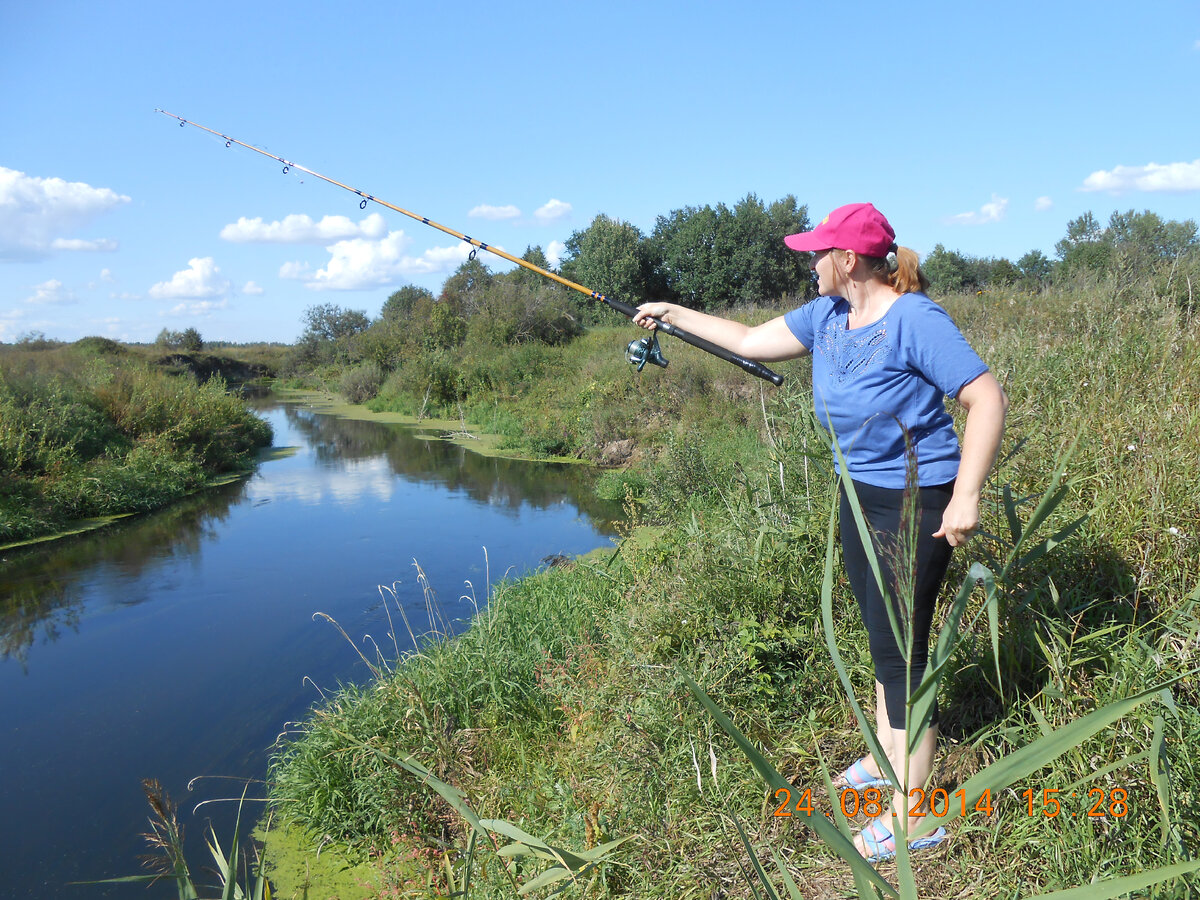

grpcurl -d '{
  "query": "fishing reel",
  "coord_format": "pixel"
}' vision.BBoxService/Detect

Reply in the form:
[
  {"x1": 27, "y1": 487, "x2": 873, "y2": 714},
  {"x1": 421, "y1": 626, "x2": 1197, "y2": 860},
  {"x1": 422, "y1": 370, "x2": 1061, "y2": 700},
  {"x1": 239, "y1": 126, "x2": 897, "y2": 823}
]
[{"x1": 625, "y1": 333, "x2": 669, "y2": 371}]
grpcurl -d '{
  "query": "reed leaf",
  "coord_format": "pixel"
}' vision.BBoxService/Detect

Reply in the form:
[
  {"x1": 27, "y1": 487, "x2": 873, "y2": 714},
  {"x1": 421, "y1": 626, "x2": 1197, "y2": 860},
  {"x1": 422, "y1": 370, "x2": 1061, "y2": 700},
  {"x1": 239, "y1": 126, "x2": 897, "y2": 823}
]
[
  {"x1": 516, "y1": 864, "x2": 577, "y2": 895},
  {"x1": 981, "y1": 564, "x2": 1004, "y2": 698},
  {"x1": 462, "y1": 828, "x2": 478, "y2": 899},
  {"x1": 1148, "y1": 714, "x2": 1171, "y2": 849},
  {"x1": 1001, "y1": 430, "x2": 1081, "y2": 577},
  {"x1": 816, "y1": 492, "x2": 900, "y2": 791},
  {"x1": 1001, "y1": 483, "x2": 1022, "y2": 545},
  {"x1": 814, "y1": 478, "x2": 922, "y2": 898},
  {"x1": 810, "y1": 727, "x2": 883, "y2": 900},
  {"x1": 905, "y1": 562, "x2": 998, "y2": 750},
  {"x1": 1028, "y1": 859, "x2": 1200, "y2": 899},
  {"x1": 1014, "y1": 513, "x2": 1089, "y2": 571},
  {"x1": 767, "y1": 844, "x2": 804, "y2": 900},
  {"x1": 679, "y1": 666, "x2": 898, "y2": 898},
  {"x1": 727, "y1": 811, "x2": 783, "y2": 900},
  {"x1": 908, "y1": 679, "x2": 1196, "y2": 840},
  {"x1": 482, "y1": 819, "x2": 630, "y2": 896},
  {"x1": 829, "y1": 431, "x2": 909, "y2": 659},
  {"x1": 204, "y1": 827, "x2": 238, "y2": 900}
]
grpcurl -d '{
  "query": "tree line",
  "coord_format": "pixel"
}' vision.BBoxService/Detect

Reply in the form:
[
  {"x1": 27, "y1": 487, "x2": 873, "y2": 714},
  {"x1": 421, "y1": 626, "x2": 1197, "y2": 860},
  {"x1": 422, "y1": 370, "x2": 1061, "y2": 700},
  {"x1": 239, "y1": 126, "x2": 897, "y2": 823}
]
[
  {"x1": 285, "y1": 193, "x2": 816, "y2": 405},
  {"x1": 285, "y1": 200, "x2": 1198, "y2": 409},
  {"x1": 923, "y1": 208, "x2": 1198, "y2": 297}
]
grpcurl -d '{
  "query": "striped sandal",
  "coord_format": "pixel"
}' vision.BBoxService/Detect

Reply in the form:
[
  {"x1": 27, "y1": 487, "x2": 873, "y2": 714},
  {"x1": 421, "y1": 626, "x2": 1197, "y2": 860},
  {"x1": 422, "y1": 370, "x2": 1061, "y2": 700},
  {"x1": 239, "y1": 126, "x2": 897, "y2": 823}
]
[
  {"x1": 833, "y1": 758, "x2": 892, "y2": 791},
  {"x1": 858, "y1": 818, "x2": 947, "y2": 863}
]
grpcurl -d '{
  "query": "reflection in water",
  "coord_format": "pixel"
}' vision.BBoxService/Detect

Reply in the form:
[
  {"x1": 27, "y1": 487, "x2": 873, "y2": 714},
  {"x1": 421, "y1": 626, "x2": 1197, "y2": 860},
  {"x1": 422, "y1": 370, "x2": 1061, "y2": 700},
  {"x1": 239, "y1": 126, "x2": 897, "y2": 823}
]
[
  {"x1": 0, "y1": 399, "x2": 619, "y2": 900},
  {"x1": 280, "y1": 406, "x2": 619, "y2": 525},
  {"x1": 0, "y1": 405, "x2": 616, "y2": 670},
  {"x1": 0, "y1": 480, "x2": 248, "y2": 669}
]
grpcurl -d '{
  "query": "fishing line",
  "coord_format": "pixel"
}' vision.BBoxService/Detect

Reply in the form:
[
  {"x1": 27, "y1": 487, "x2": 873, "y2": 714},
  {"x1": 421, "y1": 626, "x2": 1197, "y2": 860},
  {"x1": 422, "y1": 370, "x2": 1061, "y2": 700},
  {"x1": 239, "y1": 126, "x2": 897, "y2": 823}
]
[{"x1": 155, "y1": 109, "x2": 784, "y2": 385}]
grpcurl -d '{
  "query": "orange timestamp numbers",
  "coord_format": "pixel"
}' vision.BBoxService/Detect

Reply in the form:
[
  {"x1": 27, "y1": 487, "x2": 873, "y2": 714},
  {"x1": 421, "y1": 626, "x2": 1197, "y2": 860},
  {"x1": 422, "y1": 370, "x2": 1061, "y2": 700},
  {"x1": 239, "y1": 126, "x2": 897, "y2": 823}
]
[
  {"x1": 1019, "y1": 788, "x2": 1129, "y2": 818},
  {"x1": 771, "y1": 787, "x2": 1129, "y2": 820}
]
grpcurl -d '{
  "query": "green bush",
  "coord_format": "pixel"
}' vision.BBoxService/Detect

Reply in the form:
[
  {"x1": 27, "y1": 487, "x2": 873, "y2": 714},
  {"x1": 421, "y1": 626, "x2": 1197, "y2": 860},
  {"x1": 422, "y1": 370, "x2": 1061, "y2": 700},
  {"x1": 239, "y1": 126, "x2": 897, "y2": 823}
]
[
  {"x1": 594, "y1": 467, "x2": 649, "y2": 500},
  {"x1": 73, "y1": 336, "x2": 127, "y2": 356},
  {"x1": 339, "y1": 362, "x2": 384, "y2": 404},
  {"x1": 0, "y1": 344, "x2": 272, "y2": 543}
]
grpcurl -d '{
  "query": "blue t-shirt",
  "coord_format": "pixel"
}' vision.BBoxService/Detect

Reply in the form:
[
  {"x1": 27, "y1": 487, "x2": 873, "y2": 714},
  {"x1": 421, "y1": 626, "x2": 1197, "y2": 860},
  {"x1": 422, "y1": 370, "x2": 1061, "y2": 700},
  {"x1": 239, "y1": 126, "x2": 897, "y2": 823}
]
[{"x1": 783, "y1": 293, "x2": 988, "y2": 488}]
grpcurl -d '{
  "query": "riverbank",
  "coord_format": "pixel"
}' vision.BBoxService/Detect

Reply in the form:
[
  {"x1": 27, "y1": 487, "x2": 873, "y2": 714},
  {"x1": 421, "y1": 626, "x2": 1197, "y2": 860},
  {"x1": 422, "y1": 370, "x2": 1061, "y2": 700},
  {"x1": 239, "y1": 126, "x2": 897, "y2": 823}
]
[
  {"x1": 0, "y1": 340, "x2": 273, "y2": 547},
  {"x1": 263, "y1": 281, "x2": 1200, "y2": 897},
  {"x1": 270, "y1": 387, "x2": 588, "y2": 463}
]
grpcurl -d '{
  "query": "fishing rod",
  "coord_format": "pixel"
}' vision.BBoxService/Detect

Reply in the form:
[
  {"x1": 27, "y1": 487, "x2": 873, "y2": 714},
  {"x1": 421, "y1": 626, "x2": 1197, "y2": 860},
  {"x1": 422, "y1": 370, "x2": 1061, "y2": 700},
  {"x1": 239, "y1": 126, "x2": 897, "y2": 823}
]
[{"x1": 156, "y1": 109, "x2": 784, "y2": 386}]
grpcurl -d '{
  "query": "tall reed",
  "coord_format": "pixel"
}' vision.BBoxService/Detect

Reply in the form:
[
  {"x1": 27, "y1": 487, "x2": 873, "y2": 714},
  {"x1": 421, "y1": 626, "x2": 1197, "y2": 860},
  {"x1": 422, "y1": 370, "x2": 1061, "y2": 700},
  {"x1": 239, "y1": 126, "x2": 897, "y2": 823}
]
[
  {"x1": 265, "y1": 278, "x2": 1200, "y2": 897},
  {"x1": 685, "y1": 434, "x2": 1200, "y2": 898}
]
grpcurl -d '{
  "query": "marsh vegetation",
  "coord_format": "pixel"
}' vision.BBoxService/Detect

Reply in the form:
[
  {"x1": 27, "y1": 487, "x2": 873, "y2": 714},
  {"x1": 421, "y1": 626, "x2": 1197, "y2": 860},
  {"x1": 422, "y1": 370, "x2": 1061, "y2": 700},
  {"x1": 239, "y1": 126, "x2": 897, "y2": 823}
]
[
  {"x1": 266, "y1": 253, "x2": 1200, "y2": 895},
  {"x1": 0, "y1": 338, "x2": 274, "y2": 546}
]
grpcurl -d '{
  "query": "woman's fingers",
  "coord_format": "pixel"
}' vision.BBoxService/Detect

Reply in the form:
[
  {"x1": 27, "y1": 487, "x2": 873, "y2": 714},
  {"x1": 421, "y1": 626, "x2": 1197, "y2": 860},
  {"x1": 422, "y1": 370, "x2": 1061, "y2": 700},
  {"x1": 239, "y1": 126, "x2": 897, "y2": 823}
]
[
  {"x1": 634, "y1": 303, "x2": 668, "y2": 329},
  {"x1": 934, "y1": 499, "x2": 979, "y2": 547}
]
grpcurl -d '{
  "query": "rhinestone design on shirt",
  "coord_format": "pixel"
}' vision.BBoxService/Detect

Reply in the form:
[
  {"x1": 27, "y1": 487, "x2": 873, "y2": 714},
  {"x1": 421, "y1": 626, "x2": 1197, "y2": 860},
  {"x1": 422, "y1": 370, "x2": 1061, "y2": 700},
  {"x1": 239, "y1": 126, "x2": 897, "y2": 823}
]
[{"x1": 815, "y1": 319, "x2": 890, "y2": 385}]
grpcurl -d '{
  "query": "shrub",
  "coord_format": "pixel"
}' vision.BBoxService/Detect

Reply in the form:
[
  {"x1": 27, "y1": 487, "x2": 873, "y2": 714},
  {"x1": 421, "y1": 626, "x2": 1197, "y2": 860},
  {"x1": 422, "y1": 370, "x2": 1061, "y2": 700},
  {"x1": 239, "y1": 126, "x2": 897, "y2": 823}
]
[
  {"x1": 339, "y1": 362, "x2": 384, "y2": 404},
  {"x1": 73, "y1": 336, "x2": 127, "y2": 356}
]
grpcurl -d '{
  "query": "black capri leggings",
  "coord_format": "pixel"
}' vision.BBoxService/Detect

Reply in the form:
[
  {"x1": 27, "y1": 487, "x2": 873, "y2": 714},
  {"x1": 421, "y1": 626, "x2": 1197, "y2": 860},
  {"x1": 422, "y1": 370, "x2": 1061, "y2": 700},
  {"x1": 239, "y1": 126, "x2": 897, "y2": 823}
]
[{"x1": 839, "y1": 479, "x2": 955, "y2": 730}]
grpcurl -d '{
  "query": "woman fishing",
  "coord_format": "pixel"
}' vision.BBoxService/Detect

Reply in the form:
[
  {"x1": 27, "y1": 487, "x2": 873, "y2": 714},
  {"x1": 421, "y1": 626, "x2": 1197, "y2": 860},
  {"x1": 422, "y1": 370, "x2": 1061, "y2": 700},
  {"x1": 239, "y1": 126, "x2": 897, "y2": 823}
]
[{"x1": 633, "y1": 202, "x2": 1008, "y2": 862}]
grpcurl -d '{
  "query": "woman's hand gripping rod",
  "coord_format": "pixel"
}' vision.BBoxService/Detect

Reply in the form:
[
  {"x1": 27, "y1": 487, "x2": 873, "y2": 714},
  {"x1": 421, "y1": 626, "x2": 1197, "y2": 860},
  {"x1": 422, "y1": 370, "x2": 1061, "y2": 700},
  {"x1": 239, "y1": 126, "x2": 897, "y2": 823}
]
[{"x1": 600, "y1": 297, "x2": 783, "y2": 385}]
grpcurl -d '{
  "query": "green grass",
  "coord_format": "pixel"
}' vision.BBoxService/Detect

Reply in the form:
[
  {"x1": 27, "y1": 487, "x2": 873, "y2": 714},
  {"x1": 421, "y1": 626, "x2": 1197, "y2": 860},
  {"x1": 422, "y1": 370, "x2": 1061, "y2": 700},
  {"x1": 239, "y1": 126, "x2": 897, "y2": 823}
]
[
  {"x1": 0, "y1": 340, "x2": 273, "y2": 545},
  {"x1": 266, "y1": 277, "x2": 1200, "y2": 898}
]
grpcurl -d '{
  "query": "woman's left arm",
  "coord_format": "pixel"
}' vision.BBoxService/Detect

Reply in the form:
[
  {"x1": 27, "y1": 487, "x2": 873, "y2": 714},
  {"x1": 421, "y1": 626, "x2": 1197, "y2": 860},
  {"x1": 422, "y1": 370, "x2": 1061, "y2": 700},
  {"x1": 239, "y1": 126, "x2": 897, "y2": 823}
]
[{"x1": 934, "y1": 372, "x2": 1009, "y2": 547}]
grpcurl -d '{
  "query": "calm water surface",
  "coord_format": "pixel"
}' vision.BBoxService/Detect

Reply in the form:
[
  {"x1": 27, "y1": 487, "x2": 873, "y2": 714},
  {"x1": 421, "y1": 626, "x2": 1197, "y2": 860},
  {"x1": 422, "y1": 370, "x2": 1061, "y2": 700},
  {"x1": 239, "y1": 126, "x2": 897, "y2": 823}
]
[{"x1": 0, "y1": 400, "x2": 619, "y2": 898}]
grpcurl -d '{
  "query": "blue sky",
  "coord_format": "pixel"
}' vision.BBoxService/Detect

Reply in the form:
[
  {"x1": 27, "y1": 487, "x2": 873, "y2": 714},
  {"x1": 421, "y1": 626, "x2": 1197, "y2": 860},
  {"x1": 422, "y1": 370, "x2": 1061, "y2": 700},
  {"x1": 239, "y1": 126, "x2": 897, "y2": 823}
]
[{"x1": 3, "y1": 0, "x2": 1198, "y2": 344}]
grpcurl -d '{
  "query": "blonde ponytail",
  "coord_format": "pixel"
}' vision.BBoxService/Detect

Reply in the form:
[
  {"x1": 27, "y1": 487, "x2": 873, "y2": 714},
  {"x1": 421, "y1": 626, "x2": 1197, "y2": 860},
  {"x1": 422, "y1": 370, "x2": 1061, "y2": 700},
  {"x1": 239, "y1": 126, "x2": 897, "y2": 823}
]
[
  {"x1": 864, "y1": 245, "x2": 929, "y2": 294},
  {"x1": 889, "y1": 246, "x2": 929, "y2": 294}
]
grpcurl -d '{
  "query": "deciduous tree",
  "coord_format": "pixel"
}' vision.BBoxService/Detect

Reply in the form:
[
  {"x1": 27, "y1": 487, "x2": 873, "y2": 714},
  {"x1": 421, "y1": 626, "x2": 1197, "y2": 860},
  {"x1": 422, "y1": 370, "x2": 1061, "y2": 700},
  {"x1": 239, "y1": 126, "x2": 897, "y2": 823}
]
[
  {"x1": 1055, "y1": 212, "x2": 1112, "y2": 274},
  {"x1": 923, "y1": 244, "x2": 976, "y2": 295},
  {"x1": 1017, "y1": 250, "x2": 1053, "y2": 287},
  {"x1": 301, "y1": 303, "x2": 370, "y2": 343},
  {"x1": 380, "y1": 285, "x2": 434, "y2": 323},
  {"x1": 563, "y1": 215, "x2": 658, "y2": 305}
]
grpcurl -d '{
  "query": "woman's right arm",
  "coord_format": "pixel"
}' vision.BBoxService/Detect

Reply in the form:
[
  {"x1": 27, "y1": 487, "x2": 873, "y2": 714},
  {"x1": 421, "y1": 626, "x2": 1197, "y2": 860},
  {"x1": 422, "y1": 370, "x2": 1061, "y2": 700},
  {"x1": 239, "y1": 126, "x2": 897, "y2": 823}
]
[{"x1": 633, "y1": 302, "x2": 810, "y2": 362}]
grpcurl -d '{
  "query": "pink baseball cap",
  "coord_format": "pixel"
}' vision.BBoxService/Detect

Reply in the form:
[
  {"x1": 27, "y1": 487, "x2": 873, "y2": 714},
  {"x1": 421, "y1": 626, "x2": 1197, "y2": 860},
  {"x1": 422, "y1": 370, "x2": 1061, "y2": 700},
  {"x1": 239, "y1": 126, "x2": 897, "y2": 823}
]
[{"x1": 784, "y1": 203, "x2": 896, "y2": 257}]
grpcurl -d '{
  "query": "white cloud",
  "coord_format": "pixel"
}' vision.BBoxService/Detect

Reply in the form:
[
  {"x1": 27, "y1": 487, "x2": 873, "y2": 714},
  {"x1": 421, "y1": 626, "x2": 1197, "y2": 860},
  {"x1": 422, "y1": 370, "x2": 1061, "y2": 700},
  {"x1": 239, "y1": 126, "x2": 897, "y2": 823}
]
[
  {"x1": 0, "y1": 309, "x2": 26, "y2": 341},
  {"x1": 219, "y1": 212, "x2": 387, "y2": 243},
  {"x1": 469, "y1": 204, "x2": 521, "y2": 220},
  {"x1": 413, "y1": 243, "x2": 477, "y2": 272},
  {"x1": 279, "y1": 261, "x2": 312, "y2": 280},
  {"x1": 90, "y1": 317, "x2": 124, "y2": 338},
  {"x1": 281, "y1": 230, "x2": 474, "y2": 291},
  {"x1": 100, "y1": 268, "x2": 116, "y2": 283},
  {"x1": 1035, "y1": 196, "x2": 1053, "y2": 211},
  {"x1": 245, "y1": 455, "x2": 395, "y2": 506},
  {"x1": 947, "y1": 194, "x2": 1009, "y2": 226},
  {"x1": 0, "y1": 166, "x2": 130, "y2": 261},
  {"x1": 148, "y1": 257, "x2": 232, "y2": 300},
  {"x1": 25, "y1": 279, "x2": 77, "y2": 305},
  {"x1": 51, "y1": 237, "x2": 119, "y2": 252},
  {"x1": 546, "y1": 240, "x2": 567, "y2": 268},
  {"x1": 242, "y1": 281, "x2": 265, "y2": 295},
  {"x1": 1080, "y1": 160, "x2": 1200, "y2": 194},
  {"x1": 169, "y1": 299, "x2": 228, "y2": 317},
  {"x1": 534, "y1": 199, "x2": 572, "y2": 223}
]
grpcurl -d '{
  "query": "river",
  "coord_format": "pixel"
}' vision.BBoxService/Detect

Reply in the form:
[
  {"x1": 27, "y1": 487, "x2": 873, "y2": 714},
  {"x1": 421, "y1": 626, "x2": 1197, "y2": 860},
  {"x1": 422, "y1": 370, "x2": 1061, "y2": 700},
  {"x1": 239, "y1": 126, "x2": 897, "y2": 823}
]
[{"x1": 0, "y1": 398, "x2": 620, "y2": 899}]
